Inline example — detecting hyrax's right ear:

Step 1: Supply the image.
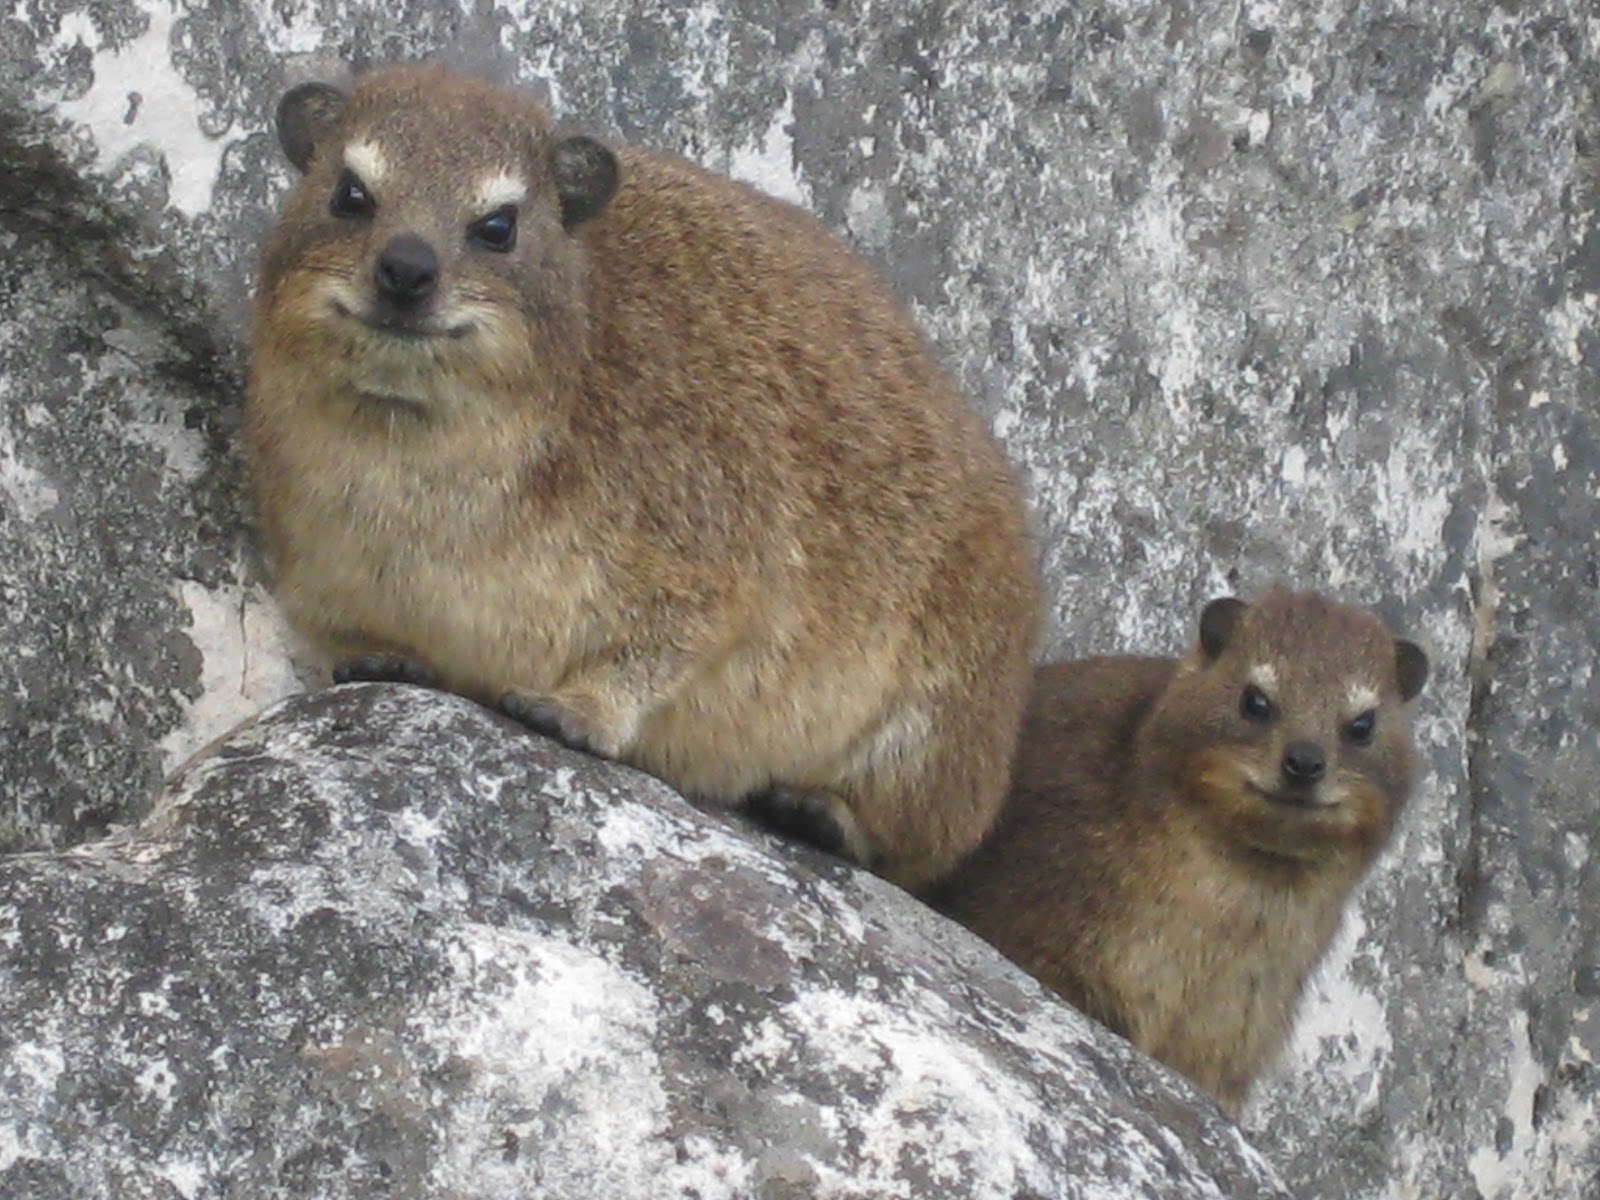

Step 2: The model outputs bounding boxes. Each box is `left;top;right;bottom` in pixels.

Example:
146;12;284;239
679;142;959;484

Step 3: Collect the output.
1198;597;1248;660
276;82;349;173
552;135;619;228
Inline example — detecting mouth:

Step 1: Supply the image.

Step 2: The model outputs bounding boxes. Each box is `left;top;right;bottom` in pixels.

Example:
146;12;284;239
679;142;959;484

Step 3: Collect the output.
353;390;430;418
1246;782;1334;811
332;299;474;340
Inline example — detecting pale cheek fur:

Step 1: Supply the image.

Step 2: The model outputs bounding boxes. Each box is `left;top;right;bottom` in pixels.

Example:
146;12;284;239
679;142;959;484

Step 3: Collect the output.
1190;749;1255;818
264;269;359;347
451;300;531;376
317;274;367;322
1324;770;1394;834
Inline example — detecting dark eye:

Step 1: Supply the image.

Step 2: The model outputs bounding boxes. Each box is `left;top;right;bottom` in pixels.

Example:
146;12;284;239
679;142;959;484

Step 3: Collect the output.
330;171;375;219
1240;685;1273;722
1344;710;1377;745
469;206;518;252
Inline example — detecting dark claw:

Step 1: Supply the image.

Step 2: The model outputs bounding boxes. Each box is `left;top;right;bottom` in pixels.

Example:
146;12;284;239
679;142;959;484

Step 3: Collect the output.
332;653;440;688
746;786;848;856
499;692;597;755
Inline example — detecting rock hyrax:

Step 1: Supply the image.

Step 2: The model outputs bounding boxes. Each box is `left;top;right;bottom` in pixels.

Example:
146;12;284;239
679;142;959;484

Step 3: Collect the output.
926;589;1428;1112
246;64;1040;888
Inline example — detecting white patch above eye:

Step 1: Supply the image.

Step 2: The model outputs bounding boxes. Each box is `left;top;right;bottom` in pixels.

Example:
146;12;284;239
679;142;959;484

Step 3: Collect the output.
343;139;388;185
1346;683;1380;713
1249;663;1279;690
473;170;527;212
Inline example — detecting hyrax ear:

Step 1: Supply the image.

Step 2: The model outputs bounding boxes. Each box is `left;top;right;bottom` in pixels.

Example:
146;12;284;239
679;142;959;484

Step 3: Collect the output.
1198;597;1247;660
1394;639;1429;702
276;82;348;173
552;135;619;228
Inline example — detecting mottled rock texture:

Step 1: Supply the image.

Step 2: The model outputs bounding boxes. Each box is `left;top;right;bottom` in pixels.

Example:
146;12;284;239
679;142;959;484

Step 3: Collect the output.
0;684;1290;1199
0;1;1595;1197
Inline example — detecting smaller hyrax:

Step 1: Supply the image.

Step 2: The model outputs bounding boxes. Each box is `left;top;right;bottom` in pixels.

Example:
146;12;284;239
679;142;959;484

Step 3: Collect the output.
246;65;1040;888
927;589;1429;1114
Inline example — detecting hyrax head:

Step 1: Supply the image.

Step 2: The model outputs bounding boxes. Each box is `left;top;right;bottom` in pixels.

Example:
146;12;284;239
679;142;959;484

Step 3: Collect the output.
1154;588;1429;865
258;65;618;407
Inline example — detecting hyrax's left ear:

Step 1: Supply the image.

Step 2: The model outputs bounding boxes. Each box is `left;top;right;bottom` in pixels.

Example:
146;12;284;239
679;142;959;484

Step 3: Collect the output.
276;82;349;173
1394;639;1429;702
552;135;619;228
1198;597;1247;660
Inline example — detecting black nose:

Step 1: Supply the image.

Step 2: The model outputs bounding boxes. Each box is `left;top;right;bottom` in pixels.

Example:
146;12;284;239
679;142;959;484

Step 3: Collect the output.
1282;740;1326;785
374;234;439;306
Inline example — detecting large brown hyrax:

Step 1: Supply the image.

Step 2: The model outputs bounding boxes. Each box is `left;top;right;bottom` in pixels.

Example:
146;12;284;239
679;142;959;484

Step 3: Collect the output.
246;64;1040;888
926;589;1429;1113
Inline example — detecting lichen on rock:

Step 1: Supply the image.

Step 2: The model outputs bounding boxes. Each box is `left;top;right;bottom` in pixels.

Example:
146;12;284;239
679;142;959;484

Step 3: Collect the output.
0;0;1596;1195
0;685;1290;1198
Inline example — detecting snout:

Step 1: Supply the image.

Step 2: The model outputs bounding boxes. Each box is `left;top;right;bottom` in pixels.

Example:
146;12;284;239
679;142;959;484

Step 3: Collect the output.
1281;739;1326;787
1247;739;1334;810
322;231;474;341
375;234;440;310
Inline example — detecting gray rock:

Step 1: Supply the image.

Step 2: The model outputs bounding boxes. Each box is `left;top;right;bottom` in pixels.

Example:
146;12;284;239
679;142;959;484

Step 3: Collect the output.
0;0;1596;1196
0;684;1289;1199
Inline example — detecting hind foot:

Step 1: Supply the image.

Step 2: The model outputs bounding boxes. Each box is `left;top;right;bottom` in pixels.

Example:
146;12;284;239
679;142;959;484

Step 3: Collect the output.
746;786;873;866
499;689;603;757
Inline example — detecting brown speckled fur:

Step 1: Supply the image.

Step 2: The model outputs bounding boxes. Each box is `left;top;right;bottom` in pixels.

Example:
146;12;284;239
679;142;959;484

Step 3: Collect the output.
246;65;1040;888
927;589;1427;1112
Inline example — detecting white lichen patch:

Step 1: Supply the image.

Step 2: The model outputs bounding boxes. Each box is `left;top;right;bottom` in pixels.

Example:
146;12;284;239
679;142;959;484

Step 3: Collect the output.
133;979;181;1022
1270;904;1391;1110
423;926;744;1197
591;787;703;861
676;0;734;107
725;91;809;208
846;1069;1040;1193
1548;291;1598;365
54;1;231;216
1381;433;1458;575
0;1126;19;1175
1563;831;1590;873
120;409;206;480
0;403;59;522
844;181;893;250
749;979;1249;1200
5;1038;65;1097
391;806;445;849
0;1036;68;1171
155;1158;206;1200
254;0;322;55
1129;180;1206;407
1468;1011;1547;1200
756;987;1042;1198
159;579;302;775
133;1058;178;1111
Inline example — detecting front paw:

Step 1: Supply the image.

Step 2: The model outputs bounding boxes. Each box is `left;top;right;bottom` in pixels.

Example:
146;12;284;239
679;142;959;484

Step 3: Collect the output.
499;690;601;757
332;653;440;688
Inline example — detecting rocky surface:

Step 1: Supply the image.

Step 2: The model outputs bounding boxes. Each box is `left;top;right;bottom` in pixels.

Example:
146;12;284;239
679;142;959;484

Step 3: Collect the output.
0;0;1596;1197
0;684;1290;1199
